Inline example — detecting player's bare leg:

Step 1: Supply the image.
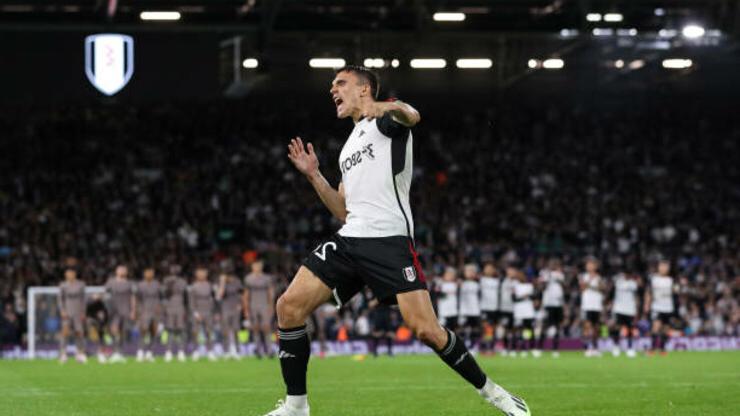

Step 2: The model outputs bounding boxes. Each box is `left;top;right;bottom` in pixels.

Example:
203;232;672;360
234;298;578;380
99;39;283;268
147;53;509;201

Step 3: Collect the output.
397;290;531;416
59;321;70;363
262;266;332;416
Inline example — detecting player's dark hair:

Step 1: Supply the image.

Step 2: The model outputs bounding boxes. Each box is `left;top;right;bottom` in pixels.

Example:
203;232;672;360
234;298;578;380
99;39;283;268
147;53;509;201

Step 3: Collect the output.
335;65;380;100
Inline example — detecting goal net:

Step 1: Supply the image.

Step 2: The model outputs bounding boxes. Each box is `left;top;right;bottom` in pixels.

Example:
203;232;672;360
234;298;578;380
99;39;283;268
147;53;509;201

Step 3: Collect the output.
26;286;105;359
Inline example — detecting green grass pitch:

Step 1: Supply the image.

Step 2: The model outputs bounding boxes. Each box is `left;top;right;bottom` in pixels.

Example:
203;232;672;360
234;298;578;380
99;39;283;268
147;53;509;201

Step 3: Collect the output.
2;352;738;415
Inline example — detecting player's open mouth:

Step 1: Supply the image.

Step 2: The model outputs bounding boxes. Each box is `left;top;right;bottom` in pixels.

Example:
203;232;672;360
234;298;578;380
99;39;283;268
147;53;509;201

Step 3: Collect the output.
333;96;343;110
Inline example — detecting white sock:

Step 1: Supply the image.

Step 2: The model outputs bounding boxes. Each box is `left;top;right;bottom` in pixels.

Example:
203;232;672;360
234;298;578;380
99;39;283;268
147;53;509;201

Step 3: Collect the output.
286;395;308;409
478;378;496;396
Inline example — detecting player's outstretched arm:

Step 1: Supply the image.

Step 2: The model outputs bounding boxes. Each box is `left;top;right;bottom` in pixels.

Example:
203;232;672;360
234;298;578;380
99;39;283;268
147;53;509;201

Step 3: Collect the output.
363;100;421;127
288;136;347;223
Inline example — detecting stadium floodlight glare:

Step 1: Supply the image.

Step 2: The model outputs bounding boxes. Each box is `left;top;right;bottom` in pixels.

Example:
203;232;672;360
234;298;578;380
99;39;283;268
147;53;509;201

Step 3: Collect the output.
654;8;666;17
433;12;465;22
586;13;602;22
659;29;678;38
140;11;181;21
560;29;579;37
391;59;400;68
242;58;258;69
662;59;692;69
456;59;492;69
682;25;705;39
542;58;564;69
614;59;625;69
527;59;539;69
629;59;645;70
363;58;385;68
617;28;638;37
592;28;614;37
309;58;346;68
410;59;447;69
604;13;623;22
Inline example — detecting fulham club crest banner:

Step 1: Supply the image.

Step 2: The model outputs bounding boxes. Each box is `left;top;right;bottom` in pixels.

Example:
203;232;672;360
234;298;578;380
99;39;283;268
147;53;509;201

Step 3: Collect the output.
85;34;134;96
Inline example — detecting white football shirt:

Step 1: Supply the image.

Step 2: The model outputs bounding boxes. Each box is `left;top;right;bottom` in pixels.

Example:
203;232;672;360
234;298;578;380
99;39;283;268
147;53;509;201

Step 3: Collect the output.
650;275;675;313
541;269;565;307
499;277;516;313
514;282;535;320
479;276;500;312
580;273;603;312
437;281;459;318
337;115;414;238
613;274;638;316
459;280;481;317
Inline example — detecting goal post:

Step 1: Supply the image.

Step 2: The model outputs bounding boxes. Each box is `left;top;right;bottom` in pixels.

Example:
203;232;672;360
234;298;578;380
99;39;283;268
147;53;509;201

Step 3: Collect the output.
26;285;105;359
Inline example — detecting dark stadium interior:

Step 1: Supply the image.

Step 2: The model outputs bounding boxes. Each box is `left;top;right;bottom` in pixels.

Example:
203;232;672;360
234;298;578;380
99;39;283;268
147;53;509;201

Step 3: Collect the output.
1;0;738;354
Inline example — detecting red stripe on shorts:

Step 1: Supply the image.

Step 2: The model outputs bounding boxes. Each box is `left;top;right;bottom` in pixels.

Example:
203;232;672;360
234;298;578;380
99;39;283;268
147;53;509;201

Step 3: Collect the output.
408;241;427;284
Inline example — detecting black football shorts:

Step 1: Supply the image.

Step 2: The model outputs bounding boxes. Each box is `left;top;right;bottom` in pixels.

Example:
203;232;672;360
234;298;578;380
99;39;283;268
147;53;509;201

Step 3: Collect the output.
302;233;427;306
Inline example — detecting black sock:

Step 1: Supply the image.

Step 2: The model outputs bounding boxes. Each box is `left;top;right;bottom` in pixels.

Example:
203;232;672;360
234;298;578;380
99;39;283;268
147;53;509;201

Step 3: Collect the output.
660;333;668;351
278;325;310;395
386;336;393;356
435;328;486;389
553;332;560;351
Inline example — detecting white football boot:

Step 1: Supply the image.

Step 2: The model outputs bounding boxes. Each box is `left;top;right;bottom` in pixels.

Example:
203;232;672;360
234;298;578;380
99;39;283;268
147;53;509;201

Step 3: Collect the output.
626;349;637;358
97;352;108;364
75;353;88;364
479;379;532;416
164;350;173;363
177;350;187;362
145;350;155;362
136;349;145;362
207;351;218;362
262;399;310;416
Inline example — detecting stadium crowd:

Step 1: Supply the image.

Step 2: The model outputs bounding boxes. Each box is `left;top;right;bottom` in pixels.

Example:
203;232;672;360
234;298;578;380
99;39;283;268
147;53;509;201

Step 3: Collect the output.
0;99;738;353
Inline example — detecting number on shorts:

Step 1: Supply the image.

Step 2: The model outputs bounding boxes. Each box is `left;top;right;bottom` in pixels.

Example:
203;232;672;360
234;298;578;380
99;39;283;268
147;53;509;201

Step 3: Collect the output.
314;241;337;261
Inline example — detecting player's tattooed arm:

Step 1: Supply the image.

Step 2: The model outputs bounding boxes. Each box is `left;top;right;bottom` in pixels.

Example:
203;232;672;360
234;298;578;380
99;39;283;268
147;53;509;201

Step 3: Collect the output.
288;136;347;223
363;100;420;127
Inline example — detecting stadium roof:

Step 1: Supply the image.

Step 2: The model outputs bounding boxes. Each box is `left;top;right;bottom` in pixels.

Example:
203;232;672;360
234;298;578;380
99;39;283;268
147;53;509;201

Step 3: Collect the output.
0;1;737;35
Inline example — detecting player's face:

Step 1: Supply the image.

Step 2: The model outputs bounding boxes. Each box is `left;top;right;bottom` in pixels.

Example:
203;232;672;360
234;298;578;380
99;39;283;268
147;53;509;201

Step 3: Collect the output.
251;261;263;274
464;266;477;280
143;268;155;281
586;260;598;273
64;269;77;282
506;267;517;278
443;269;456;281
483;264;496;276
330;71;365;119
196;269;208;281
658;262;670;276
116;266;128;279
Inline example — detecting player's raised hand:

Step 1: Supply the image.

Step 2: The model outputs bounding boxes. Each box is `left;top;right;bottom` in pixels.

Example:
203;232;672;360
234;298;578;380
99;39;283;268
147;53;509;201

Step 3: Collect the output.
287;136;319;177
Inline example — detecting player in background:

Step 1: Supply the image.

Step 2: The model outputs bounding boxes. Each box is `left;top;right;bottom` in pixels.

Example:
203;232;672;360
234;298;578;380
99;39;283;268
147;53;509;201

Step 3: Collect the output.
58;268;87;363
244;260;276;358
435;267;459;332
135;267;161;363
217;264;245;360
498;265;518;356
105;265;136;363
163;264;188;362
479;263;500;354
86;293;108;363
536;259;566;358
190;266;217;361
368;298;397;357
513;270;536;357
459;263;482;347
645;260;676;355
579;258;604;357
610;271;640;357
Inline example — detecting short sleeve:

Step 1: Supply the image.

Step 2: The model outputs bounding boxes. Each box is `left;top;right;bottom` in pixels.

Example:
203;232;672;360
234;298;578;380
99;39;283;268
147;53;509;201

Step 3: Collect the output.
376;113;410;140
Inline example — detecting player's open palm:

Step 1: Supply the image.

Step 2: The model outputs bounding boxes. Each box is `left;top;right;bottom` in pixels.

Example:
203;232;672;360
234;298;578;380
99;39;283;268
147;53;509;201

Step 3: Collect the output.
288;136;319;177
